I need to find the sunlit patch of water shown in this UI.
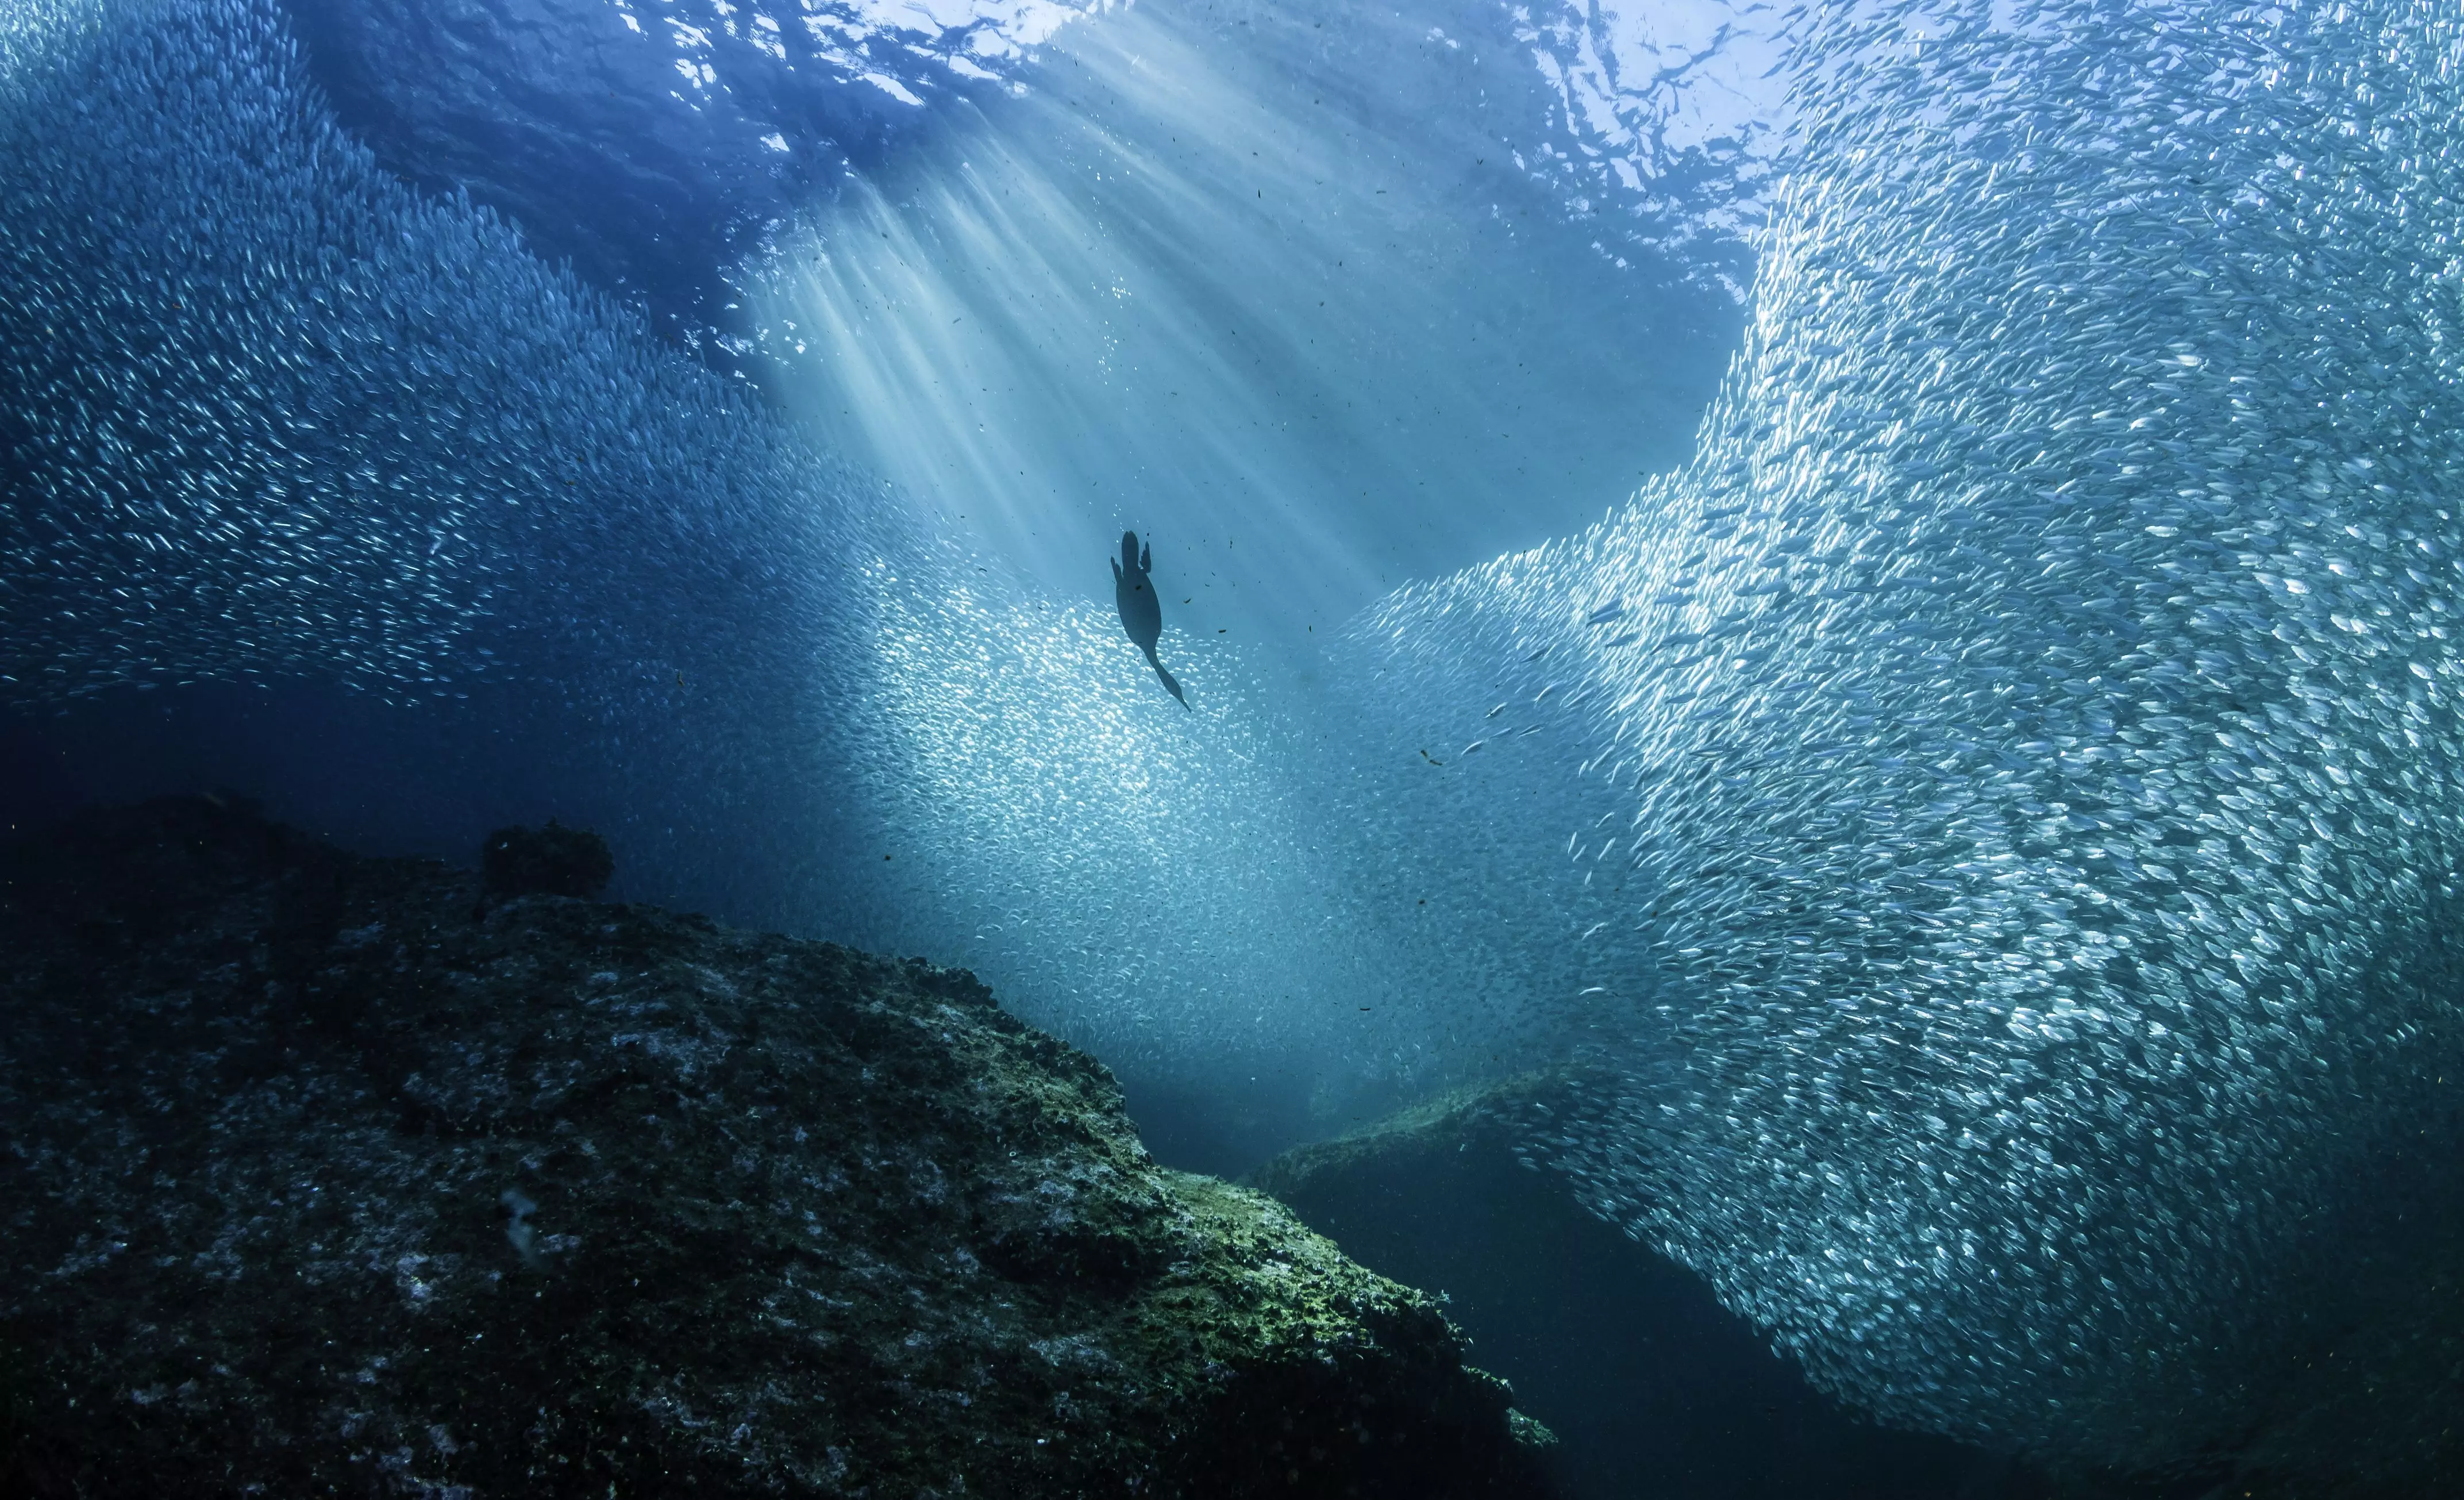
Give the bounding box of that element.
[746,0,1743,667]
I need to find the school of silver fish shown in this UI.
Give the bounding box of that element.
[1348,0,2464,1459]
[6,0,2462,1467]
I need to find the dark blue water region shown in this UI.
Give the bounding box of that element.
[278,0,929,361]
[0,681,838,927]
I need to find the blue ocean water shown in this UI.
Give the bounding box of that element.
[7,0,2464,1489]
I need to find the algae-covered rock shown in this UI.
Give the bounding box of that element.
[0,797,1557,1498]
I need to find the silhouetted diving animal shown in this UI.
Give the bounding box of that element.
[1112,530,1188,708]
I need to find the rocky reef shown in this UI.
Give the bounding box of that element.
[1249,1073,2464,1500]
[1248,1074,2063,1500]
[0,797,1557,1498]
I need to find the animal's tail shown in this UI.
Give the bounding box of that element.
[1146,651,1190,709]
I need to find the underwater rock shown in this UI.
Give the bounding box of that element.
[0,797,1558,1499]
[1248,1072,2066,1500]
[480,819,614,899]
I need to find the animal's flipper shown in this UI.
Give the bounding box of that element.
[1145,649,1189,709]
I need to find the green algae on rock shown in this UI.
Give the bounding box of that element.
[0,798,1558,1498]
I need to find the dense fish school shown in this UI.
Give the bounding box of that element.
[0,0,1502,1110]
[0,0,885,711]
[1348,0,2464,1460]
[11,0,2464,1472]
